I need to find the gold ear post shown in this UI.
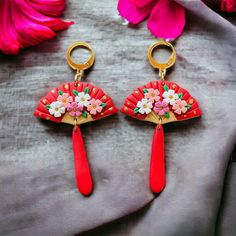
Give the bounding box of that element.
[147,41,176,81]
[66,42,95,82]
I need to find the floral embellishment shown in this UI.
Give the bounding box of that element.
[153,100,170,117]
[135,98,153,114]
[67,102,83,117]
[172,99,190,115]
[48,101,65,118]
[75,92,91,107]
[57,92,73,107]
[143,88,160,103]
[162,88,179,105]
[87,99,104,115]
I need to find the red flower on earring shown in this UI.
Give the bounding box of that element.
[0,0,73,55]
[117,0,185,40]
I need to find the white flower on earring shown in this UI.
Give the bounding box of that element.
[75,92,91,107]
[49,101,65,117]
[137,99,153,114]
[162,89,179,105]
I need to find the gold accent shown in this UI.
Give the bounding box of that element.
[172,84,176,88]
[124,107,128,111]
[38,112,42,116]
[46,117,50,120]
[144,111,177,125]
[193,111,196,115]
[101,112,104,116]
[127,102,130,105]
[135,91,139,94]
[189,99,194,105]
[109,107,113,111]
[184,115,187,118]
[102,95,107,100]
[147,41,176,81]
[154,82,157,86]
[61,112,93,125]
[66,42,95,71]
[42,99,47,104]
[64,84,69,89]
[93,88,96,93]
[51,90,55,93]
[66,42,95,82]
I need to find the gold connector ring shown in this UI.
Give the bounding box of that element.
[66,42,95,71]
[148,41,176,70]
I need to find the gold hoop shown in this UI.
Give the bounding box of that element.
[66,42,95,71]
[147,41,176,71]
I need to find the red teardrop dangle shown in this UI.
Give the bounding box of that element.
[72,126,93,195]
[149,124,165,193]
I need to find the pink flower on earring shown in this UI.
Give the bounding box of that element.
[57,93,73,107]
[144,88,160,103]
[153,100,169,116]
[117,0,185,40]
[67,102,83,117]
[87,99,103,115]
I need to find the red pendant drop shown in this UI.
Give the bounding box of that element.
[72,127,93,195]
[149,124,165,193]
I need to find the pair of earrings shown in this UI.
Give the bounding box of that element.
[34,41,202,196]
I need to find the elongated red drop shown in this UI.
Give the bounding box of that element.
[149,124,165,193]
[72,127,93,195]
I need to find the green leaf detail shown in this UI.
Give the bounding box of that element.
[45,105,51,110]
[163,85,169,91]
[73,90,79,96]
[82,111,87,118]
[142,88,148,94]
[178,93,183,99]
[164,112,170,118]
[185,104,191,109]
[101,103,107,108]
[134,107,139,114]
[58,90,63,95]
[84,87,89,94]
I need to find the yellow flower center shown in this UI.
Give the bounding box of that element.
[81,98,85,101]
[92,104,97,109]
[143,104,147,109]
[55,107,59,111]
[168,95,173,99]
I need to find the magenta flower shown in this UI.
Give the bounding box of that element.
[0,0,73,55]
[221,0,236,12]
[117,0,185,39]
[154,100,169,116]
[67,102,83,117]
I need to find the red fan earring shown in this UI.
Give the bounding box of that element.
[34,42,117,196]
[120,41,202,193]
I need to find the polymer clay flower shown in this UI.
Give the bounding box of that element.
[136,98,153,114]
[87,99,103,115]
[162,89,179,105]
[153,100,169,116]
[57,93,73,107]
[67,102,83,117]
[75,92,91,107]
[117,0,185,39]
[144,88,160,103]
[48,101,65,117]
[172,99,188,115]
[221,0,236,12]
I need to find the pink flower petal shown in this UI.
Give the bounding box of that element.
[27,0,67,16]
[117,0,156,24]
[0,0,73,55]
[147,0,185,39]
[129,0,157,9]
[221,0,236,12]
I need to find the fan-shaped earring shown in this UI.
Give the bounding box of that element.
[34,42,117,195]
[120,41,202,194]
